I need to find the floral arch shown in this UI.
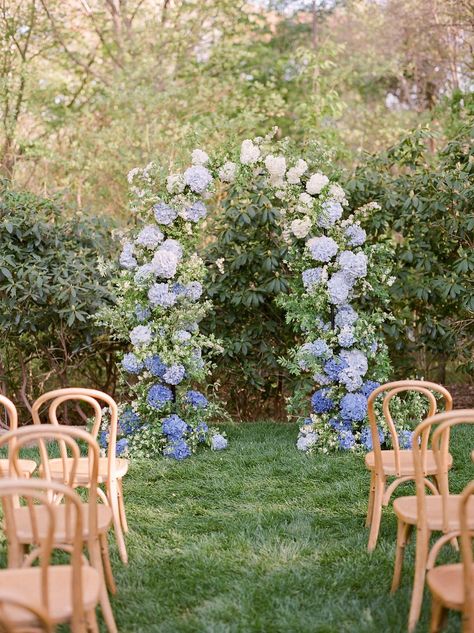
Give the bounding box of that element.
[100,131,399,460]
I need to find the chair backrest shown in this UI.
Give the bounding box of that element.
[0,478,85,631]
[0,395,18,432]
[0,425,99,548]
[32,388,119,481]
[461,479,474,633]
[0,592,54,632]
[367,380,452,476]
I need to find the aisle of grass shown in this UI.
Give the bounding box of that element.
[107,422,472,633]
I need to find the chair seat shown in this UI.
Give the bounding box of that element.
[427,563,471,611]
[365,449,453,476]
[45,456,129,483]
[0,565,100,624]
[13,503,113,542]
[393,494,474,531]
[0,458,36,477]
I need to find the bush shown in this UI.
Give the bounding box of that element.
[0,182,116,418]
[346,107,474,381]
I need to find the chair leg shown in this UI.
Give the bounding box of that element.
[367,476,385,552]
[391,519,410,593]
[366,470,376,528]
[100,532,117,595]
[430,596,447,633]
[90,539,118,633]
[86,609,100,633]
[117,478,129,534]
[408,528,431,633]
[108,479,128,565]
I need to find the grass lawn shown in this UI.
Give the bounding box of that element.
[90,423,472,631]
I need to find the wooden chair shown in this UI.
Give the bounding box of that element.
[427,478,474,633]
[0,395,36,479]
[0,478,101,633]
[0,592,54,632]
[32,388,129,565]
[366,380,453,551]
[392,409,474,631]
[0,425,118,633]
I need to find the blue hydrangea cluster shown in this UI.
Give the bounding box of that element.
[120,242,137,270]
[163,439,191,460]
[161,239,183,260]
[345,224,366,246]
[311,388,334,414]
[182,201,207,222]
[147,384,173,410]
[327,271,351,305]
[148,283,177,308]
[335,305,358,328]
[340,393,367,422]
[318,200,343,228]
[163,364,186,385]
[211,434,228,450]
[339,251,368,281]
[153,202,178,225]
[130,325,152,346]
[144,355,167,377]
[135,304,151,322]
[185,282,203,301]
[134,263,155,285]
[360,425,385,451]
[121,352,143,374]
[183,165,212,193]
[119,409,142,435]
[185,390,208,409]
[135,225,163,249]
[302,267,323,290]
[307,236,338,262]
[161,414,187,440]
[116,438,129,456]
[324,357,348,381]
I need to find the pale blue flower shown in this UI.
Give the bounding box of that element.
[163,439,191,460]
[211,433,228,450]
[297,432,318,451]
[151,248,179,279]
[163,363,186,385]
[162,414,187,440]
[340,393,367,422]
[307,236,338,262]
[183,165,212,193]
[161,239,183,260]
[174,330,192,343]
[340,349,368,377]
[153,202,178,225]
[302,267,323,291]
[135,304,151,322]
[324,357,348,381]
[116,438,129,456]
[345,224,367,246]
[361,425,385,450]
[121,352,143,374]
[134,263,155,285]
[335,305,359,328]
[147,384,173,410]
[148,283,177,308]
[398,430,414,449]
[135,225,163,249]
[327,271,352,305]
[338,328,355,348]
[318,200,343,228]
[185,281,203,301]
[130,325,152,346]
[338,367,363,392]
[339,251,368,280]
[338,429,356,450]
[182,201,207,222]
[119,242,137,270]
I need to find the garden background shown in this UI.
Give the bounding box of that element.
[1,0,473,422]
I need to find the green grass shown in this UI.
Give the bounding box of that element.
[25,423,474,632]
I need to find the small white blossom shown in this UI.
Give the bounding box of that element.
[275,190,286,200]
[299,192,313,207]
[291,217,312,239]
[166,173,185,194]
[287,159,308,184]
[240,139,261,165]
[218,161,238,183]
[191,149,209,165]
[306,172,329,195]
[328,183,347,205]
[127,167,140,184]
[216,258,225,274]
[264,154,286,185]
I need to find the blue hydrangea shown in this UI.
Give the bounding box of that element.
[301,339,329,358]
[147,384,173,410]
[119,242,137,270]
[211,433,228,450]
[172,282,186,296]
[313,372,330,386]
[191,347,204,369]
[182,201,207,222]
[370,340,378,354]
[307,236,338,262]
[338,367,363,392]
[327,271,352,305]
[185,390,208,408]
[135,225,163,249]
[398,430,414,449]
[144,355,167,378]
[339,251,368,280]
[153,202,178,225]
[335,305,359,328]
[297,432,318,452]
[161,239,183,260]
[148,283,177,308]
[340,393,368,422]
[338,429,356,450]
[329,417,352,432]
[338,328,355,348]
[151,248,179,279]
[345,224,367,246]
[161,414,187,440]
[318,200,343,228]
[130,325,152,347]
[302,267,323,291]
[324,357,348,381]
[340,349,368,377]
[121,352,143,374]
[360,381,380,398]
[116,438,129,456]
[196,421,209,442]
[135,304,151,322]
[99,430,108,448]
[360,426,385,451]
[134,263,155,285]
[163,439,191,460]
[174,330,192,343]
[163,364,186,385]
[185,281,203,301]
[119,409,141,435]
[311,388,334,413]
[183,165,212,193]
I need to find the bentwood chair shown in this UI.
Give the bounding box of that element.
[0,478,101,632]
[32,388,129,564]
[0,395,36,479]
[392,410,474,631]
[0,592,54,632]
[366,380,453,551]
[427,478,474,633]
[0,425,118,633]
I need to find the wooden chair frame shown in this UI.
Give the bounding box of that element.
[366,380,453,551]
[0,395,36,479]
[0,591,54,632]
[32,388,128,565]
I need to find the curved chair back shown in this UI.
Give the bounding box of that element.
[367,380,452,477]
[461,479,474,633]
[0,592,54,632]
[0,478,85,631]
[0,394,18,432]
[32,388,119,482]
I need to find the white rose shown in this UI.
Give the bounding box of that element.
[191,149,209,165]
[291,217,312,239]
[299,192,313,207]
[166,173,185,194]
[218,161,238,183]
[306,172,329,195]
[240,139,261,165]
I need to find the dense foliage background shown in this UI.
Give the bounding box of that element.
[1,0,473,420]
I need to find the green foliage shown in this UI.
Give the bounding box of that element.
[346,103,474,380]
[0,182,116,412]
[204,175,295,419]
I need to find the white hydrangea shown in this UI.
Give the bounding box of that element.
[191,149,209,165]
[166,174,185,195]
[287,159,308,184]
[306,172,329,195]
[299,192,313,207]
[240,139,261,165]
[328,183,347,205]
[291,217,312,239]
[151,249,179,279]
[264,154,286,185]
[218,161,238,183]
